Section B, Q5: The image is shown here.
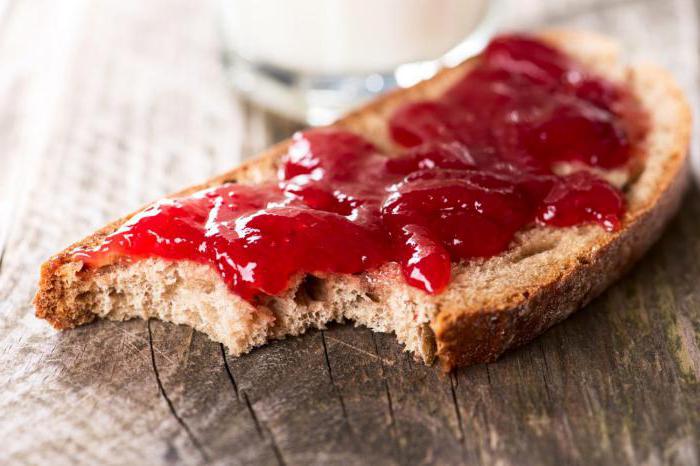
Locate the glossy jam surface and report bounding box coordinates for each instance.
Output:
[73,35,641,300]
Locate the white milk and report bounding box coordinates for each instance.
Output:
[220,0,491,75]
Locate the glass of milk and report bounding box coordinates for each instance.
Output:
[219,0,499,125]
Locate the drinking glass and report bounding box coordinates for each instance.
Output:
[219,0,500,124]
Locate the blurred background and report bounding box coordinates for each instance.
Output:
[0,1,698,464]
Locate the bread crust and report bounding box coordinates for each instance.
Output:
[34,31,692,370]
[434,151,690,369]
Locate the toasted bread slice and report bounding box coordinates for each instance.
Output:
[34,31,691,370]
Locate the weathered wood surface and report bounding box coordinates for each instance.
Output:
[0,0,699,464]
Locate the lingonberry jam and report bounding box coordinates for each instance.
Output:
[72,35,643,300]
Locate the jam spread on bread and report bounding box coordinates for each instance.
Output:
[72,35,643,301]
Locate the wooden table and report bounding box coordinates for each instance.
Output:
[1,0,699,464]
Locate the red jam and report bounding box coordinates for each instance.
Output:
[72,35,642,301]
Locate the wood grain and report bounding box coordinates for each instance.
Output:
[0,0,698,464]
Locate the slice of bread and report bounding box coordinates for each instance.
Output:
[34,30,691,370]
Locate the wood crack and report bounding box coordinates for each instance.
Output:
[449,373,466,442]
[220,345,286,465]
[241,390,264,437]
[219,343,239,397]
[539,342,552,401]
[372,333,397,431]
[242,391,287,466]
[147,320,210,463]
[320,330,349,423]
[325,334,394,365]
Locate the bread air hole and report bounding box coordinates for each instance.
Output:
[293,275,327,306]
[512,238,559,263]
